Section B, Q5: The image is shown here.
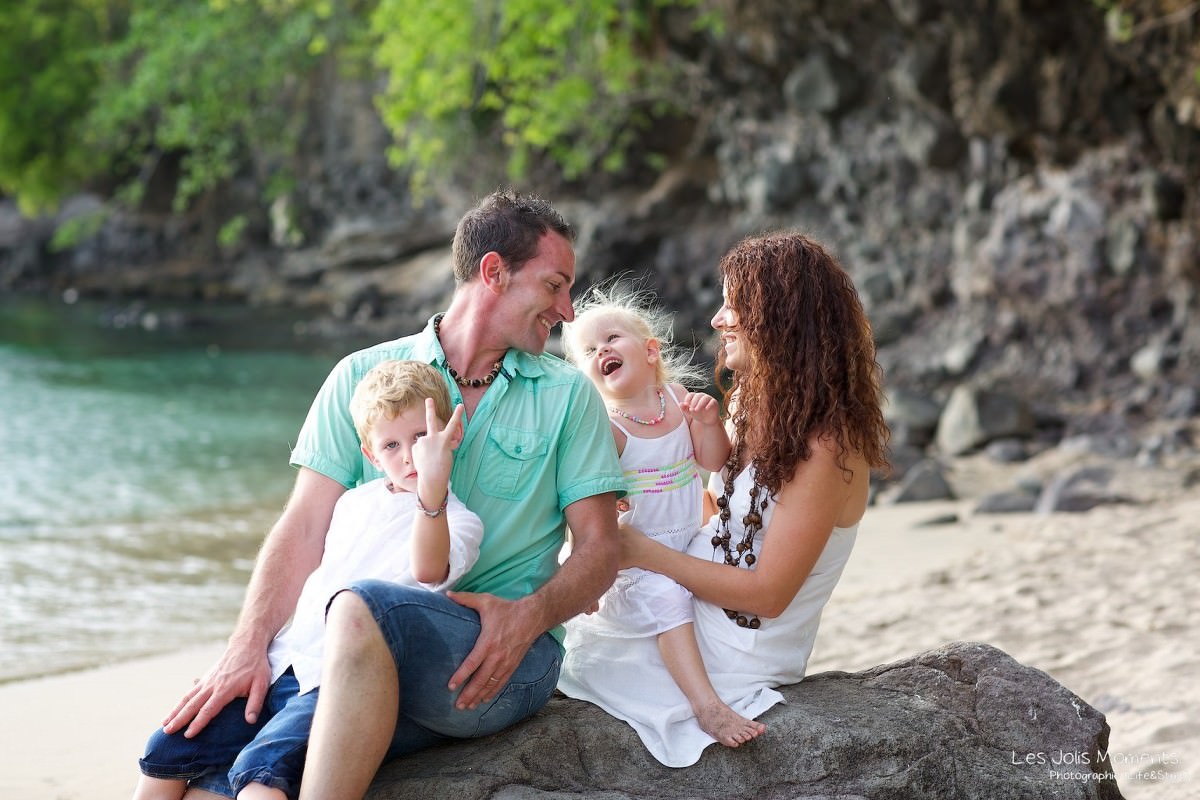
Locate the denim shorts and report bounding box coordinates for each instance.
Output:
[344,580,562,760]
[138,670,315,799]
[139,584,561,797]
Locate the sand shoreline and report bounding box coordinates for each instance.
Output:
[3,484,1196,799]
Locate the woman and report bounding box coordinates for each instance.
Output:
[558,232,890,767]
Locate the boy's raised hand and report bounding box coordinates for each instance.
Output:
[412,399,464,490]
[679,391,721,427]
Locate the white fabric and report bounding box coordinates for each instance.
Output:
[559,466,857,767]
[267,478,483,694]
[593,385,703,634]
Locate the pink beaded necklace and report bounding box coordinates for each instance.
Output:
[608,387,666,425]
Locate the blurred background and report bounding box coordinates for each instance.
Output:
[1,0,1197,682]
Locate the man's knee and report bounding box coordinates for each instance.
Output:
[324,590,387,662]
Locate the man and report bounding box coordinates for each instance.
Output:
[162,189,624,799]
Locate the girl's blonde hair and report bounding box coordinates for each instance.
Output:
[350,360,453,443]
[562,280,707,389]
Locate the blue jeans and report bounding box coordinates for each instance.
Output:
[138,583,561,798]
[346,580,562,760]
[139,670,315,798]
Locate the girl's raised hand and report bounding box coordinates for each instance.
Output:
[680,391,721,427]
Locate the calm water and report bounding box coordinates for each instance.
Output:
[0,296,364,683]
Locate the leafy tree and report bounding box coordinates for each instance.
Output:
[1091,0,1200,43]
[86,0,358,212]
[0,0,360,217]
[1,0,717,223]
[370,0,718,195]
[0,1,114,214]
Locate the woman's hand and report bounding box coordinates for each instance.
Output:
[617,524,654,570]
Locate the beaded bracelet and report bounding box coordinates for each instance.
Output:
[416,493,449,518]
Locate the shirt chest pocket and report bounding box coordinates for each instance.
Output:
[478,425,550,500]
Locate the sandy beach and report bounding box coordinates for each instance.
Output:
[2,445,1196,799]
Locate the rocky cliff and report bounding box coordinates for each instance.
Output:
[2,0,1197,441]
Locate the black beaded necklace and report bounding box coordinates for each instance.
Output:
[710,445,768,629]
[433,314,504,388]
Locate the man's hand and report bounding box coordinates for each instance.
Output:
[161,642,271,738]
[441,494,618,710]
[444,591,544,710]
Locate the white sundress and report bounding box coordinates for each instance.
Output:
[559,465,858,767]
[588,385,705,634]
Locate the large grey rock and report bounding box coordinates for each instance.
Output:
[1034,466,1129,515]
[883,387,944,447]
[936,385,1035,456]
[366,642,1123,800]
[890,458,956,503]
[975,488,1039,514]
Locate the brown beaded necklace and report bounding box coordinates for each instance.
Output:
[710,444,768,629]
[433,314,504,388]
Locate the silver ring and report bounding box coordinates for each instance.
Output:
[486,676,499,683]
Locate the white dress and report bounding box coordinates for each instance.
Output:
[559,465,858,767]
[589,385,703,634]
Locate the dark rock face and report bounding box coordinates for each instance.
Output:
[365,642,1123,800]
[2,0,1196,431]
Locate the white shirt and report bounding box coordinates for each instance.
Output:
[267,478,484,694]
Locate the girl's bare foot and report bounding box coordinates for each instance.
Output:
[695,700,767,747]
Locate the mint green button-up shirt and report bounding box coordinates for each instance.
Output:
[290,316,625,644]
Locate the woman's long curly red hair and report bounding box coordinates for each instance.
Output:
[718,233,889,496]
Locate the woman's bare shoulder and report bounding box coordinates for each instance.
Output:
[789,433,871,527]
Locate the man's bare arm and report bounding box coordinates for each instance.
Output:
[162,467,346,737]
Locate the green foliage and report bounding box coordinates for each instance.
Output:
[1090,1,1200,89]
[1091,0,1200,46]
[1,0,719,221]
[86,0,345,212]
[370,0,716,195]
[218,213,249,248]
[49,206,109,251]
[1096,0,1136,42]
[0,0,365,215]
[0,1,111,214]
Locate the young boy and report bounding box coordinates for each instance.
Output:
[134,360,484,800]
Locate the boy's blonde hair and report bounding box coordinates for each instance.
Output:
[350,360,453,443]
[562,280,707,389]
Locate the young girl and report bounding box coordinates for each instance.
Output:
[558,285,767,750]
